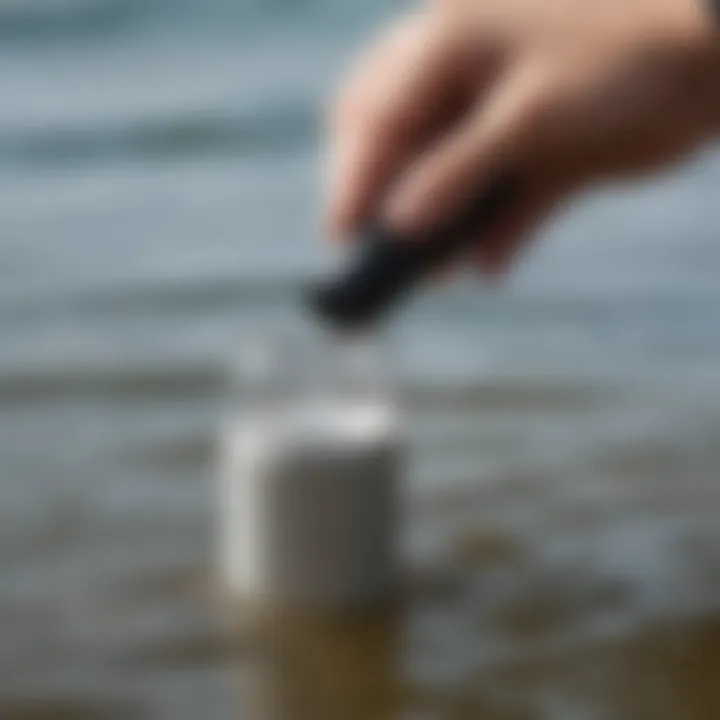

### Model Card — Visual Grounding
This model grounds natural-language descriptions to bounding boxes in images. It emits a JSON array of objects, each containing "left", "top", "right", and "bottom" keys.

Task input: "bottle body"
[{"left": 219, "top": 326, "right": 402, "bottom": 609}]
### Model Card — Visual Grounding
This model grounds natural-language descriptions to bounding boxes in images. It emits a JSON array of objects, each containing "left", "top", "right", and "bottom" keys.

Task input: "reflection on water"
[
  {"left": 231, "top": 606, "right": 402, "bottom": 720},
  {"left": 3, "top": 377, "right": 720, "bottom": 718},
  {"left": 228, "top": 611, "right": 720, "bottom": 720}
]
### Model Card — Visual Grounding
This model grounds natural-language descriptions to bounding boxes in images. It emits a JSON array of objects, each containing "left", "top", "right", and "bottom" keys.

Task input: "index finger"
[{"left": 326, "top": 11, "right": 495, "bottom": 240}]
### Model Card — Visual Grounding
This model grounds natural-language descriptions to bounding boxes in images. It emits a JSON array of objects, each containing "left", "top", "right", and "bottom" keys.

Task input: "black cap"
[{"left": 308, "top": 174, "right": 517, "bottom": 331}]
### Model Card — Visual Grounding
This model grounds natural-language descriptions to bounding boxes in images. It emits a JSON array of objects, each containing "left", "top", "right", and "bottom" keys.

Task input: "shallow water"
[{"left": 3, "top": 1, "right": 720, "bottom": 718}]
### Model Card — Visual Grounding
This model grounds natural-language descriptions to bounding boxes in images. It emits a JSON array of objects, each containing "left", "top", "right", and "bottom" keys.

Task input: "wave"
[
  {"left": 0, "top": 0, "right": 394, "bottom": 45},
  {"left": 0, "top": 0, "right": 148, "bottom": 42},
  {"left": 0, "top": 274, "right": 306, "bottom": 323},
  {"left": 0, "top": 354, "right": 610, "bottom": 410},
  {"left": 0, "top": 102, "right": 318, "bottom": 168},
  {"left": 0, "top": 361, "right": 220, "bottom": 405}
]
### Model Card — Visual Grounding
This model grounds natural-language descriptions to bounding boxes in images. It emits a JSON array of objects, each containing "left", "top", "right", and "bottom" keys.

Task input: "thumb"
[{"left": 382, "top": 61, "right": 558, "bottom": 237}]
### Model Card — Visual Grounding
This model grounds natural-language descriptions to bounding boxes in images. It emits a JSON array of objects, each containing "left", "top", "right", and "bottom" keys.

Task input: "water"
[{"left": 3, "top": 1, "right": 720, "bottom": 717}]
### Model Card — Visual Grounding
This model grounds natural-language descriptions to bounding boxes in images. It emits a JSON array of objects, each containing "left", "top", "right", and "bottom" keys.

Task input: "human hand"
[{"left": 326, "top": 0, "right": 720, "bottom": 275}]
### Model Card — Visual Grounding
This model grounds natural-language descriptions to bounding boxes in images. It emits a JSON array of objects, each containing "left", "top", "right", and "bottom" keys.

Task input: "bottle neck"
[{"left": 227, "top": 317, "right": 395, "bottom": 420}]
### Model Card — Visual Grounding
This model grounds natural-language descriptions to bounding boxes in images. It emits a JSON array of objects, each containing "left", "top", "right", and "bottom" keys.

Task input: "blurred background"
[{"left": 3, "top": 1, "right": 720, "bottom": 718}]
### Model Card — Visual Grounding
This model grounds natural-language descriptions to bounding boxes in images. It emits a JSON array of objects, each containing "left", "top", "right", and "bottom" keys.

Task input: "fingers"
[
  {"left": 325, "top": 12, "right": 496, "bottom": 239},
  {"left": 382, "top": 59, "right": 565, "bottom": 237}
]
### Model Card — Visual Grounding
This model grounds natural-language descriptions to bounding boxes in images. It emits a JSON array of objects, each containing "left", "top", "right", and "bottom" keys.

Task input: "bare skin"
[{"left": 325, "top": 0, "right": 720, "bottom": 275}]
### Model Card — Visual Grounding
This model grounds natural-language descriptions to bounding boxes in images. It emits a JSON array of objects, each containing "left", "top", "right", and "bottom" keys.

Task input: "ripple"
[
  {"left": 0, "top": 0, "right": 146, "bottom": 42},
  {"left": 0, "top": 362, "right": 219, "bottom": 405},
  {"left": 0, "top": 694, "right": 139, "bottom": 720},
  {"left": 1, "top": 102, "right": 317, "bottom": 168}
]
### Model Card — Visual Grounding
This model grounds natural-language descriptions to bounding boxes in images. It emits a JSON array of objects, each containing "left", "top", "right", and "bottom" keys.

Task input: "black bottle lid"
[{"left": 308, "top": 174, "right": 518, "bottom": 331}]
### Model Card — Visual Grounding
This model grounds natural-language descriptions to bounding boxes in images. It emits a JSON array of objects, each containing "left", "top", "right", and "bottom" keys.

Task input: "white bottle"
[{"left": 218, "top": 325, "right": 402, "bottom": 609}]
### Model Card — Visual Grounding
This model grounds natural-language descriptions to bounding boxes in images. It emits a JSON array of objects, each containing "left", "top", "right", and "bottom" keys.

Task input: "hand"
[{"left": 326, "top": 0, "right": 720, "bottom": 275}]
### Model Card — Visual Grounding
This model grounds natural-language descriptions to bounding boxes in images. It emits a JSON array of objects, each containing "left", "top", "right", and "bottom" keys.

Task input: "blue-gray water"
[{"left": 3, "top": 2, "right": 720, "bottom": 718}]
